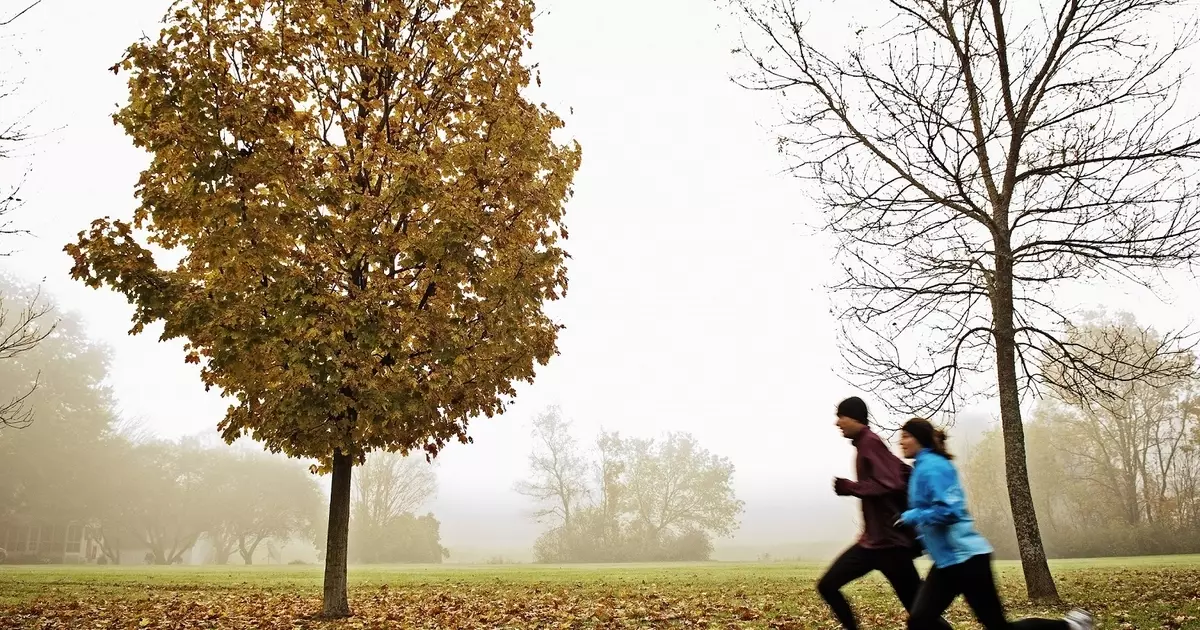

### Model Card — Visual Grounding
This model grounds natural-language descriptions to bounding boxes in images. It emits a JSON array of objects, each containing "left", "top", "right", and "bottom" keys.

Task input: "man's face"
[{"left": 836, "top": 414, "right": 864, "bottom": 439}]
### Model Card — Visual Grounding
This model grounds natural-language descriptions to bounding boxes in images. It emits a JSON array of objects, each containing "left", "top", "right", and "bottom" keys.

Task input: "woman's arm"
[{"left": 900, "top": 462, "right": 964, "bottom": 527}]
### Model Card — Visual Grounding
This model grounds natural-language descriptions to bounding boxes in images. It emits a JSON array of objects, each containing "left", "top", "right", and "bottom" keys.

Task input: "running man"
[{"left": 817, "top": 396, "right": 951, "bottom": 630}]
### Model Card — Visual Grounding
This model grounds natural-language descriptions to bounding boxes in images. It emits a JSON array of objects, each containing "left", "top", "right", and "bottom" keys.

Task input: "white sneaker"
[{"left": 1064, "top": 609, "right": 1094, "bottom": 630}]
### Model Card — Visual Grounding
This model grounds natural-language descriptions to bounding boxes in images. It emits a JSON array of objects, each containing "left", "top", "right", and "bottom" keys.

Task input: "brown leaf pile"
[
  {"left": 2, "top": 565, "right": 1198, "bottom": 629},
  {"left": 1, "top": 584, "right": 833, "bottom": 629}
]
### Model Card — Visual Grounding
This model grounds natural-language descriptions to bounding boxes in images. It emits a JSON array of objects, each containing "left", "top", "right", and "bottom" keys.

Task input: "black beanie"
[{"left": 836, "top": 396, "right": 869, "bottom": 425}]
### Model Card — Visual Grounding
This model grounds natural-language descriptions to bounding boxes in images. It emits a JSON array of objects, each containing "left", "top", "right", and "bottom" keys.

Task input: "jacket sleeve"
[
  {"left": 841, "top": 439, "right": 906, "bottom": 498},
  {"left": 901, "top": 462, "right": 964, "bottom": 527}
]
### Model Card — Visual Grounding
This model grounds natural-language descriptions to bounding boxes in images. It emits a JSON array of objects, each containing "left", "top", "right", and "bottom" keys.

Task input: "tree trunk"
[
  {"left": 322, "top": 449, "right": 353, "bottom": 618},
  {"left": 992, "top": 258, "right": 1060, "bottom": 603},
  {"left": 238, "top": 536, "right": 263, "bottom": 565},
  {"left": 1123, "top": 470, "right": 1142, "bottom": 526}
]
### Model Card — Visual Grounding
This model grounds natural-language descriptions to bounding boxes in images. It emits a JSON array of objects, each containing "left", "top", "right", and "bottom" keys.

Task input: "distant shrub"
[
  {"left": 979, "top": 521, "right": 1200, "bottom": 560},
  {"left": 288, "top": 559, "right": 307, "bottom": 565}
]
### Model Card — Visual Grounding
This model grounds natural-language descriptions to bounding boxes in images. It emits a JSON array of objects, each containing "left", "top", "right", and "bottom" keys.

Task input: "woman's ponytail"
[{"left": 932, "top": 428, "right": 954, "bottom": 460}]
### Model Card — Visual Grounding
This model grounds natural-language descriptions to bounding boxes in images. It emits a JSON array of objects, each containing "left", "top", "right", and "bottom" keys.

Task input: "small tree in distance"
[
  {"left": 518, "top": 407, "right": 743, "bottom": 563},
  {"left": 66, "top": 0, "right": 580, "bottom": 617},
  {"left": 514, "top": 406, "right": 590, "bottom": 530},
  {"left": 729, "top": 0, "right": 1200, "bottom": 601}
]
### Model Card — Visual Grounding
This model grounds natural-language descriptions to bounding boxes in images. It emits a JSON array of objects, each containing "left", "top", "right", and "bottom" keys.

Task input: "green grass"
[{"left": 1, "top": 557, "right": 1198, "bottom": 628}]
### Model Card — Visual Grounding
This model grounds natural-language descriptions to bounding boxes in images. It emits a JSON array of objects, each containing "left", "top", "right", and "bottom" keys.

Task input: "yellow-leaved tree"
[{"left": 65, "top": 0, "right": 580, "bottom": 617}]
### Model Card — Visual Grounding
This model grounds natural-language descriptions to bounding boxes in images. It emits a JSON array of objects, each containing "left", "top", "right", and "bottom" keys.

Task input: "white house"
[{"left": 0, "top": 520, "right": 94, "bottom": 564}]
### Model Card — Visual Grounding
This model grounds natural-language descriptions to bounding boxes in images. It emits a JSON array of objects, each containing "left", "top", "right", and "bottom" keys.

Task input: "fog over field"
[{"left": 2, "top": 0, "right": 1199, "bottom": 576}]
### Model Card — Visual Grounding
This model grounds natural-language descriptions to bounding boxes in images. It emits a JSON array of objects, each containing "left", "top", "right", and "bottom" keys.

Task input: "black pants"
[
  {"left": 817, "top": 544, "right": 951, "bottom": 630},
  {"left": 908, "top": 553, "right": 1067, "bottom": 630}
]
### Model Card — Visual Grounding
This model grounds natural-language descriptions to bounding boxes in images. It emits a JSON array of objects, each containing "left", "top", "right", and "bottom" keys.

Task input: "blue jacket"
[{"left": 899, "top": 448, "right": 993, "bottom": 568}]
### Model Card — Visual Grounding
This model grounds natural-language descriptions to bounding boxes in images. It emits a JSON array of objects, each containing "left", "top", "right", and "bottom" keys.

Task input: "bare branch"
[
  {"left": 729, "top": 0, "right": 1200, "bottom": 416},
  {"left": 0, "top": 286, "right": 55, "bottom": 429},
  {"left": 0, "top": 0, "right": 43, "bottom": 27}
]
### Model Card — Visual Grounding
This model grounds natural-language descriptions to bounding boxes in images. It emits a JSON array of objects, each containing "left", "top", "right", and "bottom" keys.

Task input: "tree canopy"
[{"left": 66, "top": 0, "right": 580, "bottom": 616}]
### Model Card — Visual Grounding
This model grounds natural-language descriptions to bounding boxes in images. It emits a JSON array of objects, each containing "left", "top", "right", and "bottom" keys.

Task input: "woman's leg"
[
  {"left": 907, "top": 564, "right": 962, "bottom": 630},
  {"left": 958, "top": 554, "right": 1068, "bottom": 630},
  {"left": 876, "top": 548, "right": 953, "bottom": 630}
]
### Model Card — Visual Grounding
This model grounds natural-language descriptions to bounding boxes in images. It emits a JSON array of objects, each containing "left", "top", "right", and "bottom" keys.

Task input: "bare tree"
[
  {"left": 347, "top": 451, "right": 438, "bottom": 564},
  {"left": 515, "top": 406, "right": 589, "bottom": 528},
  {"left": 0, "top": 284, "right": 54, "bottom": 429},
  {"left": 352, "top": 451, "right": 437, "bottom": 528},
  {"left": 0, "top": 0, "right": 53, "bottom": 430},
  {"left": 0, "top": 0, "right": 43, "bottom": 245},
  {"left": 729, "top": 0, "right": 1200, "bottom": 601}
]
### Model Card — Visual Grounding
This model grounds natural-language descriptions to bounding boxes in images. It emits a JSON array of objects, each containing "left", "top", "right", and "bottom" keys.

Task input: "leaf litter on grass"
[{"left": 2, "top": 566, "right": 1199, "bottom": 629}]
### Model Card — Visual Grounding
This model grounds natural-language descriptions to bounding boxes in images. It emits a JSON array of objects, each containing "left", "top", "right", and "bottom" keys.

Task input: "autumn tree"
[
  {"left": 66, "top": 0, "right": 579, "bottom": 616},
  {"left": 520, "top": 423, "right": 743, "bottom": 563},
  {"left": 116, "top": 441, "right": 217, "bottom": 565},
  {"left": 209, "top": 452, "right": 323, "bottom": 565},
  {"left": 620, "top": 432, "right": 743, "bottom": 552},
  {"left": 729, "top": 0, "right": 1200, "bottom": 600},
  {"left": 963, "top": 397, "right": 1200, "bottom": 558},
  {"left": 961, "top": 411, "right": 1075, "bottom": 554},
  {"left": 1043, "top": 314, "right": 1198, "bottom": 526}
]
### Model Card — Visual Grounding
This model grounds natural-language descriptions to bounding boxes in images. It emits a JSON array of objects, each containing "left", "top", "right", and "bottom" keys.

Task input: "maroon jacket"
[{"left": 834, "top": 428, "right": 918, "bottom": 550}]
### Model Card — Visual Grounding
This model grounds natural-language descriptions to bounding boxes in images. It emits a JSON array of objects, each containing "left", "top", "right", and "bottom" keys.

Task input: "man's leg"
[
  {"left": 877, "top": 548, "right": 954, "bottom": 630},
  {"left": 817, "top": 545, "right": 876, "bottom": 630}
]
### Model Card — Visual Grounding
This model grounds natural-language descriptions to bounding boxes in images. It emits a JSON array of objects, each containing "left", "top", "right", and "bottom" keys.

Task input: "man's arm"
[{"left": 835, "top": 438, "right": 906, "bottom": 498}]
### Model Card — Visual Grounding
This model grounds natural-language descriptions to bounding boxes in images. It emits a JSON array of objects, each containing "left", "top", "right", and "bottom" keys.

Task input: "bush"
[
  {"left": 533, "top": 520, "right": 715, "bottom": 563},
  {"left": 979, "top": 521, "right": 1200, "bottom": 560},
  {"left": 348, "top": 512, "right": 447, "bottom": 564},
  {"left": 658, "top": 530, "right": 713, "bottom": 562}
]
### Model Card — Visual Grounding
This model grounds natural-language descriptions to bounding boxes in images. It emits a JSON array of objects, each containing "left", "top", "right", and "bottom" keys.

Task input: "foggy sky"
[{"left": 2, "top": 0, "right": 1197, "bottom": 553}]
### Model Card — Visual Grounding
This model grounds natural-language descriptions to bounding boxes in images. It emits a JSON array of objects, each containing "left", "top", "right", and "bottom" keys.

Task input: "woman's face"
[{"left": 899, "top": 430, "right": 921, "bottom": 459}]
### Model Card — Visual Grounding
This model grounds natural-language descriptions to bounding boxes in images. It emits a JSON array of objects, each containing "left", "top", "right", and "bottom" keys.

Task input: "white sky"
[{"left": 2, "top": 0, "right": 1197, "bottom": 551}]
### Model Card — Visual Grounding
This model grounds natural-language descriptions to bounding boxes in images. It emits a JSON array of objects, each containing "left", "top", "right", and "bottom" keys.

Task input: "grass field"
[{"left": 1, "top": 556, "right": 1198, "bottom": 628}]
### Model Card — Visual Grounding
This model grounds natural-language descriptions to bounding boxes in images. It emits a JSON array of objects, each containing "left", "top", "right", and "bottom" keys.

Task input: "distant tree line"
[
  {"left": 0, "top": 276, "right": 445, "bottom": 565},
  {"left": 963, "top": 314, "right": 1200, "bottom": 559},
  {"left": 517, "top": 407, "right": 743, "bottom": 563}
]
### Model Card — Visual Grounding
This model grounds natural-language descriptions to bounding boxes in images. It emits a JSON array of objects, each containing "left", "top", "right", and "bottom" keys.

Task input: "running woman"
[{"left": 897, "top": 417, "right": 1093, "bottom": 630}]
